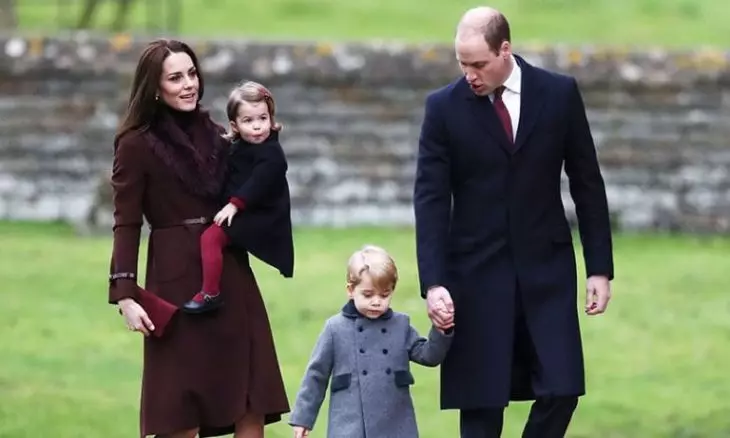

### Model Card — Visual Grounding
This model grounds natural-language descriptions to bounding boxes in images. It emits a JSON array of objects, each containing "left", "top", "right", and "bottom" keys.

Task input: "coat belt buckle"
[{"left": 182, "top": 216, "right": 208, "bottom": 226}]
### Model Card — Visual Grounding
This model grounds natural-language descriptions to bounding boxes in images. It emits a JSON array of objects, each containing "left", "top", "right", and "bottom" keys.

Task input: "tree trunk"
[
  {"left": 111, "top": 0, "right": 134, "bottom": 31},
  {"left": 0, "top": 0, "right": 17, "bottom": 30},
  {"left": 76, "top": 0, "right": 100, "bottom": 29}
]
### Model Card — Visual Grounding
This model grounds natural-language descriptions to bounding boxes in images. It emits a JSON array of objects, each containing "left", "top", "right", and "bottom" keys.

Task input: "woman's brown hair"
[
  {"left": 222, "top": 81, "right": 282, "bottom": 142},
  {"left": 114, "top": 38, "right": 205, "bottom": 147}
]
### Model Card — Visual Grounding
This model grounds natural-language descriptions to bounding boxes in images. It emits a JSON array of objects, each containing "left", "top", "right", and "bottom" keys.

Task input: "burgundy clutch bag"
[
  {"left": 118, "top": 287, "right": 179, "bottom": 338},
  {"left": 137, "top": 287, "right": 179, "bottom": 338}
]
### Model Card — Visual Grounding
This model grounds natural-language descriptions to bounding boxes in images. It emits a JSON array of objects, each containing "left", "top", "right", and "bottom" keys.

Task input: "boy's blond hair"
[{"left": 346, "top": 245, "right": 399, "bottom": 292}]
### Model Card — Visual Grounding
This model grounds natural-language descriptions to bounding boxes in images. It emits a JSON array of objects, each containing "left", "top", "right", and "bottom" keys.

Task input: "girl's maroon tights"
[{"left": 197, "top": 224, "right": 230, "bottom": 300}]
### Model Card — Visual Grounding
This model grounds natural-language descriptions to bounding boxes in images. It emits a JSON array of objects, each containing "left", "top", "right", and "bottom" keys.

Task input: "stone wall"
[{"left": 1, "top": 34, "right": 729, "bottom": 233}]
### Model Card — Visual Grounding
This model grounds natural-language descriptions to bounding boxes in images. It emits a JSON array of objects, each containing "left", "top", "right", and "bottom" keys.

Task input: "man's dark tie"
[{"left": 493, "top": 85, "right": 513, "bottom": 144}]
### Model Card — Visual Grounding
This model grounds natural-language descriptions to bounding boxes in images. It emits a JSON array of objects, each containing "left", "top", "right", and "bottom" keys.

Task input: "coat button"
[
  {"left": 381, "top": 328, "right": 387, "bottom": 333},
  {"left": 362, "top": 370, "right": 368, "bottom": 375},
  {"left": 358, "top": 326, "right": 363, "bottom": 332},
  {"left": 386, "top": 368, "right": 391, "bottom": 374},
  {"left": 382, "top": 349, "right": 388, "bottom": 354},
  {"left": 359, "top": 348, "right": 365, "bottom": 354}
]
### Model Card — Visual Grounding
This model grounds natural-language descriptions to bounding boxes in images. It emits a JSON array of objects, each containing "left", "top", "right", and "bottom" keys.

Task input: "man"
[{"left": 413, "top": 6, "right": 614, "bottom": 438}]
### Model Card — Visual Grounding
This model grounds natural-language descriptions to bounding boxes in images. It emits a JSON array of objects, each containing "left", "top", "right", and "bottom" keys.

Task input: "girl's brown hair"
[
  {"left": 114, "top": 38, "right": 204, "bottom": 147},
  {"left": 223, "top": 81, "right": 282, "bottom": 142}
]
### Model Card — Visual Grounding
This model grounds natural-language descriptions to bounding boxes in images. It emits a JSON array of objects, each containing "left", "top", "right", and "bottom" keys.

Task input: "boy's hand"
[
  {"left": 213, "top": 202, "right": 238, "bottom": 226},
  {"left": 437, "top": 326, "right": 454, "bottom": 335},
  {"left": 292, "top": 426, "right": 310, "bottom": 438}
]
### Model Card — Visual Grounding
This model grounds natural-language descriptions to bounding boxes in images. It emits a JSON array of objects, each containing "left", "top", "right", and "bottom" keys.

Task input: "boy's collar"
[{"left": 341, "top": 299, "right": 393, "bottom": 320}]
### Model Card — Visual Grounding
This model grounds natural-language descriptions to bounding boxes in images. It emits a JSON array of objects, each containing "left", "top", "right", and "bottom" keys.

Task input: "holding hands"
[{"left": 426, "top": 286, "right": 455, "bottom": 332}]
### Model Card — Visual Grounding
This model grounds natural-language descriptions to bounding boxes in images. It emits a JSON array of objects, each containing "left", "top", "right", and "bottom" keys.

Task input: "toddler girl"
[{"left": 182, "top": 81, "right": 294, "bottom": 314}]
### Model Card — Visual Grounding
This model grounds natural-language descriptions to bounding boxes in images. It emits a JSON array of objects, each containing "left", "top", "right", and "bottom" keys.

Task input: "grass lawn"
[
  {"left": 1, "top": 221, "right": 729, "bottom": 437},
  {"left": 14, "top": 0, "right": 729, "bottom": 47}
]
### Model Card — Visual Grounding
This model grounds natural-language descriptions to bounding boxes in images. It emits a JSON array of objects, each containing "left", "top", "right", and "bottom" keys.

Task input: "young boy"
[{"left": 289, "top": 245, "right": 454, "bottom": 438}]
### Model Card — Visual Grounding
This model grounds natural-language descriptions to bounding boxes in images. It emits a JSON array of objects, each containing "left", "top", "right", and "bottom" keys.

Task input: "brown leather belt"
[{"left": 149, "top": 216, "right": 211, "bottom": 230}]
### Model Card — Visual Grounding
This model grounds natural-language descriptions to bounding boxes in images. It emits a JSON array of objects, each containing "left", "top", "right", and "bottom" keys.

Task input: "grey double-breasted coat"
[{"left": 289, "top": 300, "right": 453, "bottom": 437}]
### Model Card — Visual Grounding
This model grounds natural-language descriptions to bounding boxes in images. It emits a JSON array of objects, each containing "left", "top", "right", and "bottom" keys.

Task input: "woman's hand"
[
  {"left": 118, "top": 298, "right": 155, "bottom": 336},
  {"left": 213, "top": 203, "right": 239, "bottom": 226}
]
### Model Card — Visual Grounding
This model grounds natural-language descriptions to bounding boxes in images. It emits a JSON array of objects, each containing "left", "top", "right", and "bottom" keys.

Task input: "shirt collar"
[{"left": 501, "top": 55, "right": 522, "bottom": 95}]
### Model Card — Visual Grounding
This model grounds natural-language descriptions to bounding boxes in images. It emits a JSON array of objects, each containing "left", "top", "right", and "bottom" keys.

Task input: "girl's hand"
[
  {"left": 213, "top": 203, "right": 239, "bottom": 226},
  {"left": 118, "top": 298, "right": 155, "bottom": 336}
]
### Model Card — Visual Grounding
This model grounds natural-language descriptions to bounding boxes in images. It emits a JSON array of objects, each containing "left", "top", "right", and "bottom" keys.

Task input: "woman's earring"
[{"left": 155, "top": 95, "right": 159, "bottom": 101}]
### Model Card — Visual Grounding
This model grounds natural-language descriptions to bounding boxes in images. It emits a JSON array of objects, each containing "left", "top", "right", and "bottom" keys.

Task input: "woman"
[{"left": 108, "top": 38, "right": 289, "bottom": 438}]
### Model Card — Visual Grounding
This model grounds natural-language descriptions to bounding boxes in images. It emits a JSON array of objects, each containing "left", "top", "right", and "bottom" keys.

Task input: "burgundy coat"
[{"left": 107, "top": 110, "right": 290, "bottom": 437}]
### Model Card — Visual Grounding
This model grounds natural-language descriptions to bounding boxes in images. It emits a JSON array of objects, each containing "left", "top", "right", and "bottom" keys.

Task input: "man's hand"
[
  {"left": 213, "top": 202, "right": 238, "bottom": 226},
  {"left": 585, "top": 275, "right": 611, "bottom": 315},
  {"left": 426, "top": 286, "right": 455, "bottom": 330}
]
